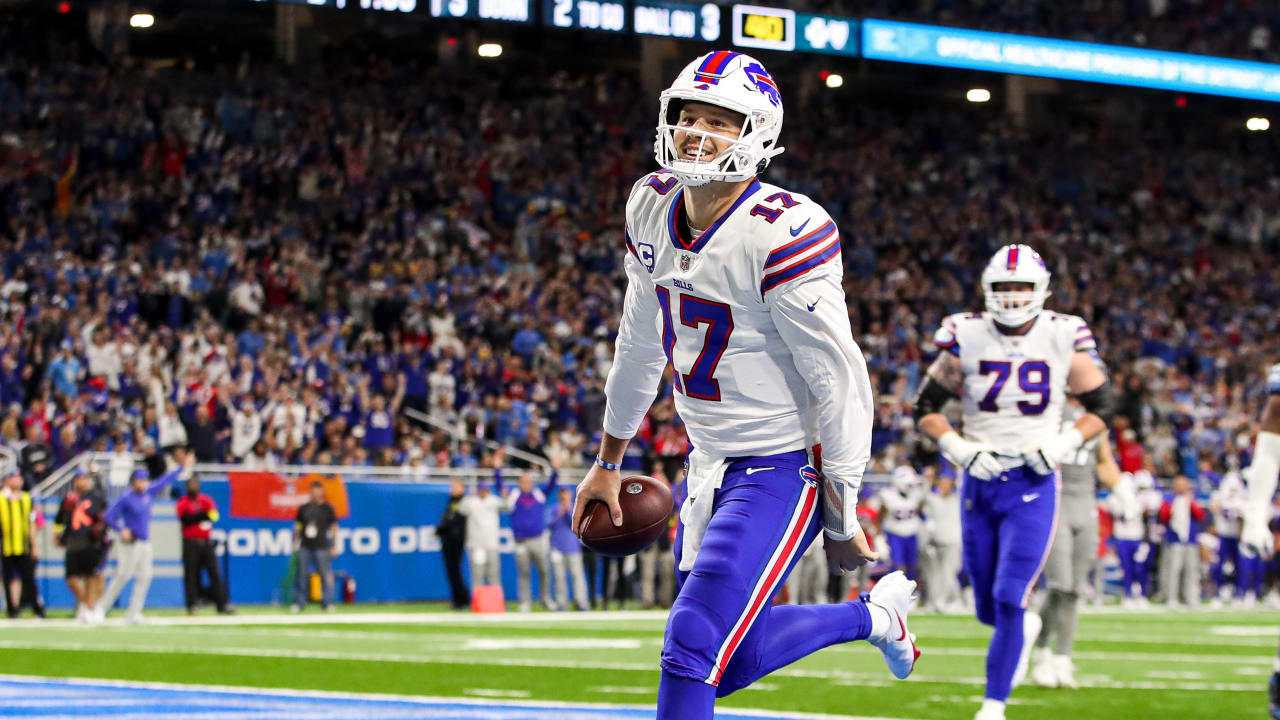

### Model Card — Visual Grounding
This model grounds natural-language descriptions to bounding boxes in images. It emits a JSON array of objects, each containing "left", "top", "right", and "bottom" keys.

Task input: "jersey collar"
[{"left": 667, "top": 179, "right": 762, "bottom": 254}]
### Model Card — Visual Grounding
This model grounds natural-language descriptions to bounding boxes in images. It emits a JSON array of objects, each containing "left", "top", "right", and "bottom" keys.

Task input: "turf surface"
[{"left": 2, "top": 605, "right": 1271, "bottom": 719}]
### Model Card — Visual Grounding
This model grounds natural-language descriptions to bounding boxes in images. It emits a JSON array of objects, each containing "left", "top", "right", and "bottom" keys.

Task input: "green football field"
[{"left": 1, "top": 604, "right": 1271, "bottom": 719}]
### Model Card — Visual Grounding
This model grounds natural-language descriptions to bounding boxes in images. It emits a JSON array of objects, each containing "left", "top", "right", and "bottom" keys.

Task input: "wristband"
[{"left": 594, "top": 456, "right": 620, "bottom": 471}]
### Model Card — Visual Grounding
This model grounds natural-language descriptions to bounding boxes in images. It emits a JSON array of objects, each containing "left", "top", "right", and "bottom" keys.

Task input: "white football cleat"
[
  {"left": 867, "top": 571, "right": 920, "bottom": 679},
  {"left": 1011, "top": 610, "right": 1041, "bottom": 689},
  {"left": 1030, "top": 646, "right": 1057, "bottom": 687},
  {"left": 973, "top": 699, "right": 1006, "bottom": 720},
  {"left": 1054, "top": 654, "right": 1077, "bottom": 689}
]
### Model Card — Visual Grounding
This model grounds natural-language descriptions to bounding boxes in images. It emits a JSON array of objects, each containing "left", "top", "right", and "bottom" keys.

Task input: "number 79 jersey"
[
  {"left": 933, "top": 311, "right": 1096, "bottom": 454},
  {"left": 605, "top": 171, "right": 859, "bottom": 461}
]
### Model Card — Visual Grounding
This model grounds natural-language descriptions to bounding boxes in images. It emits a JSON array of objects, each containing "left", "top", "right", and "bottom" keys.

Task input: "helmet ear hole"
[{"left": 666, "top": 99, "right": 687, "bottom": 126}]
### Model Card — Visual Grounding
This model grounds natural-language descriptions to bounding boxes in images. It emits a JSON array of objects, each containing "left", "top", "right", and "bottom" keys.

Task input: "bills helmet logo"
[{"left": 743, "top": 62, "right": 781, "bottom": 107}]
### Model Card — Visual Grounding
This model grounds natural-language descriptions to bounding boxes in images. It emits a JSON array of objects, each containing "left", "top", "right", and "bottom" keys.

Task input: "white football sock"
[
  {"left": 981, "top": 699, "right": 1006, "bottom": 715},
  {"left": 867, "top": 601, "right": 892, "bottom": 642}
]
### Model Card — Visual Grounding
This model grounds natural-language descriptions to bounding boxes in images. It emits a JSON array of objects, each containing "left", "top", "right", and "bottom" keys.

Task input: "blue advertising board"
[
  {"left": 36, "top": 478, "right": 541, "bottom": 609},
  {"left": 862, "top": 18, "right": 1280, "bottom": 102}
]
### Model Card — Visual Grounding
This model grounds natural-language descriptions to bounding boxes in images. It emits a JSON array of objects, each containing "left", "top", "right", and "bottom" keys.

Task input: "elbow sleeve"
[
  {"left": 913, "top": 376, "right": 956, "bottom": 420},
  {"left": 1077, "top": 381, "right": 1116, "bottom": 425}
]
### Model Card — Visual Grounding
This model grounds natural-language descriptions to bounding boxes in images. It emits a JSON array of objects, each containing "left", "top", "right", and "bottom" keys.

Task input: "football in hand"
[{"left": 578, "top": 475, "right": 674, "bottom": 557}]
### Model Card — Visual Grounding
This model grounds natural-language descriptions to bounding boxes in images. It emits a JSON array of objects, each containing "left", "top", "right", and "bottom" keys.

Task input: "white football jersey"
[
  {"left": 874, "top": 488, "right": 924, "bottom": 537},
  {"left": 933, "top": 310, "right": 1096, "bottom": 455},
  {"left": 1211, "top": 484, "right": 1245, "bottom": 538},
  {"left": 1107, "top": 487, "right": 1145, "bottom": 541},
  {"left": 603, "top": 172, "right": 874, "bottom": 537}
]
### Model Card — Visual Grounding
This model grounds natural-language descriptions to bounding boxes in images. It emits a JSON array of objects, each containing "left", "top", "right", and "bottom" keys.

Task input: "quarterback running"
[
  {"left": 913, "top": 245, "right": 1112, "bottom": 720},
  {"left": 572, "top": 51, "right": 919, "bottom": 719}
]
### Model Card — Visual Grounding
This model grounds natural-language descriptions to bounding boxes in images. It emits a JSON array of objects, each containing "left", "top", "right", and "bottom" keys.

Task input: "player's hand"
[
  {"left": 824, "top": 530, "right": 878, "bottom": 574},
  {"left": 1022, "top": 428, "right": 1084, "bottom": 476},
  {"left": 1242, "top": 511, "right": 1275, "bottom": 560},
  {"left": 938, "top": 431, "right": 1003, "bottom": 480},
  {"left": 120, "top": 528, "right": 134, "bottom": 543},
  {"left": 572, "top": 464, "right": 623, "bottom": 533}
]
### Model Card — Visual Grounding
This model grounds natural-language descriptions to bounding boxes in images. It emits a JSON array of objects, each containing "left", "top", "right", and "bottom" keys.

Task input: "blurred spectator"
[
  {"left": 500, "top": 458, "right": 557, "bottom": 613},
  {"left": 176, "top": 474, "right": 231, "bottom": 615},
  {"left": 458, "top": 474, "right": 504, "bottom": 592},
  {"left": 0, "top": 471, "right": 43, "bottom": 618},
  {"left": 293, "top": 481, "right": 339, "bottom": 613},
  {"left": 54, "top": 467, "right": 106, "bottom": 623},
  {"left": 921, "top": 469, "right": 963, "bottom": 613},
  {"left": 98, "top": 452, "right": 190, "bottom": 623},
  {"left": 548, "top": 486, "right": 590, "bottom": 611},
  {"left": 435, "top": 480, "right": 471, "bottom": 610},
  {"left": 17, "top": 423, "right": 53, "bottom": 492},
  {"left": 637, "top": 470, "right": 676, "bottom": 609},
  {"left": 1158, "top": 476, "right": 1206, "bottom": 607}
]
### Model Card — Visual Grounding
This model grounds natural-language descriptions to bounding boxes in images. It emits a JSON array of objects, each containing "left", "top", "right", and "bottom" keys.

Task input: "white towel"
[{"left": 678, "top": 447, "right": 729, "bottom": 572}]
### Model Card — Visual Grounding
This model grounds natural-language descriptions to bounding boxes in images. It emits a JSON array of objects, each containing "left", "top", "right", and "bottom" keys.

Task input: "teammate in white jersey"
[
  {"left": 1239, "top": 362, "right": 1280, "bottom": 717},
  {"left": 873, "top": 466, "right": 927, "bottom": 578},
  {"left": 571, "top": 50, "right": 918, "bottom": 719},
  {"left": 1106, "top": 472, "right": 1148, "bottom": 607},
  {"left": 913, "top": 244, "right": 1112, "bottom": 720},
  {"left": 1209, "top": 473, "right": 1247, "bottom": 604}
]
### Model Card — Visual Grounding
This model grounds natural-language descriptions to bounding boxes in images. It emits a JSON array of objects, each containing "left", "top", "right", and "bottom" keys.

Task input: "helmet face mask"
[
  {"left": 655, "top": 51, "right": 784, "bottom": 187},
  {"left": 981, "top": 244, "right": 1051, "bottom": 327}
]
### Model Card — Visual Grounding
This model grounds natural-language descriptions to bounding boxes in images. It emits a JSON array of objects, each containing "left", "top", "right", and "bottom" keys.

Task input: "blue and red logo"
[{"left": 743, "top": 62, "right": 781, "bottom": 107}]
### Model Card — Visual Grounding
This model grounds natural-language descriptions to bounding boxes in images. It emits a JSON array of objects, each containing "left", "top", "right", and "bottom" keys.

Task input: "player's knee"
[
  {"left": 661, "top": 602, "right": 723, "bottom": 679},
  {"left": 993, "top": 577, "right": 1032, "bottom": 610},
  {"left": 994, "top": 599, "right": 1023, "bottom": 628},
  {"left": 974, "top": 594, "right": 996, "bottom": 626}
]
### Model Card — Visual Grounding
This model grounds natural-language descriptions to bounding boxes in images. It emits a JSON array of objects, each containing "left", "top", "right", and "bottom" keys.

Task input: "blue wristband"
[{"left": 594, "top": 456, "right": 620, "bottom": 471}]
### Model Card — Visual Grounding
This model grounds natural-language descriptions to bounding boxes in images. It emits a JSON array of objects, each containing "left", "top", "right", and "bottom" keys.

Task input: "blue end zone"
[{"left": 0, "top": 677, "right": 823, "bottom": 719}]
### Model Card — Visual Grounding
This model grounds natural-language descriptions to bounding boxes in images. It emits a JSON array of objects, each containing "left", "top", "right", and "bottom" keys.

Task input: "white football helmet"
[
  {"left": 891, "top": 465, "right": 919, "bottom": 494},
  {"left": 655, "top": 50, "right": 785, "bottom": 187},
  {"left": 1132, "top": 469, "right": 1155, "bottom": 490},
  {"left": 980, "top": 244, "right": 1051, "bottom": 327}
]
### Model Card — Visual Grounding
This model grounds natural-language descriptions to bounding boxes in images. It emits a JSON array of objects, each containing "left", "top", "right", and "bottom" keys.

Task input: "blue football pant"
[
  {"left": 962, "top": 467, "right": 1059, "bottom": 702},
  {"left": 657, "top": 450, "right": 872, "bottom": 719},
  {"left": 885, "top": 532, "right": 919, "bottom": 578}
]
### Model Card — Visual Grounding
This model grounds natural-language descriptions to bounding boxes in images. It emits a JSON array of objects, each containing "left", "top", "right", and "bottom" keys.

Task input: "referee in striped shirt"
[{"left": 1, "top": 472, "right": 44, "bottom": 618}]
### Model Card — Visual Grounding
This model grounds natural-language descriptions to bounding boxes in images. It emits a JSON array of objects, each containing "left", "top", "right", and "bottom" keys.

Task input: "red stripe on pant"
[{"left": 707, "top": 482, "right": 818, "bottom": 685}]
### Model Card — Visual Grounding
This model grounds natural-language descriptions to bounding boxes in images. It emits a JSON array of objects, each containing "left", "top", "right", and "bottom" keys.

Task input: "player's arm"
[
  {"left": 767, "top": 273, "right": 878, "bottom": 569},
  {"left": 1243, "top": 366, "right": 1280, "bottom": 557},
  {"left": 573, "top": 248, "right": 668, "bottom": 533},
  {"left": 1094, "top": 432, "right": 1121, "bottom": 490},
  {"left": 1023, "top": 346, "right": 1114, "bottom": 475},
  {"left": 913, "top": 329, "right": 1004, "bottom": 479}
]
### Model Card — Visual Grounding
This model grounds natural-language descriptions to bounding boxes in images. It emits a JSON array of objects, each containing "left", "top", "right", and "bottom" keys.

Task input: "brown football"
[{"left": 578, "top": 475, "right": 674, "bottom": 557}]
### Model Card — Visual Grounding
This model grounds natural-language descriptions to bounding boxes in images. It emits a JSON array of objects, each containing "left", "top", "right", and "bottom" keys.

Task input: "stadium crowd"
[{"left": 1, "top": 23, "right": 1279, "bottom": 612}]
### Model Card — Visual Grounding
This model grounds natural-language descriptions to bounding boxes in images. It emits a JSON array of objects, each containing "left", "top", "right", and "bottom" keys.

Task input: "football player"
[
  {"left": 913, "top": 245, "right": 1112, "bottom": 720},
  {"left": 1208, "top": 473, "right": 1247, "bottom": 605},
  {"left": 1106, "top": 472, "right": 1147, "bottom": 608},
  {"left": 873, "top": 465, "right": 927, "bottom": 579},
  {"left": 572, "top": 51, "right": 919, "bottom": 719},
  {"left": 1029, "top": 399, "right": 1120, "bottom": 688},
  {"left": 1239, "top": 362, "right": 1280, "bottom": 718}
]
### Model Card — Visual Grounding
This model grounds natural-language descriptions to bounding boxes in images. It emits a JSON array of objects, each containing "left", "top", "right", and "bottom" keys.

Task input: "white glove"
[
  {"left": 1242, "top": 510, "right": 1275, "bottom": 560},
  {"left": 1022, "top": 428, "right": 1084, "bottom": 476},
  {"left": 939, "top": 431, "right": 1004, "bottom": 480}
]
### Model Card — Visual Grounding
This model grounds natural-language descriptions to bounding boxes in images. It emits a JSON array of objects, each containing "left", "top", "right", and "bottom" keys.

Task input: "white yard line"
[
  {"left": 462, "top": 688, "right": 532, "bottom": 698},
  {"left": 0, "top": 640, "right": 1260, "bottom": 692}
]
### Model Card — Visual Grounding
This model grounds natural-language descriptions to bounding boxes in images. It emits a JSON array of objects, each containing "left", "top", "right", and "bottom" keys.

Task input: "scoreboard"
[{"left": 254, "top": 0, "right": 854, "bottom": 54}]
